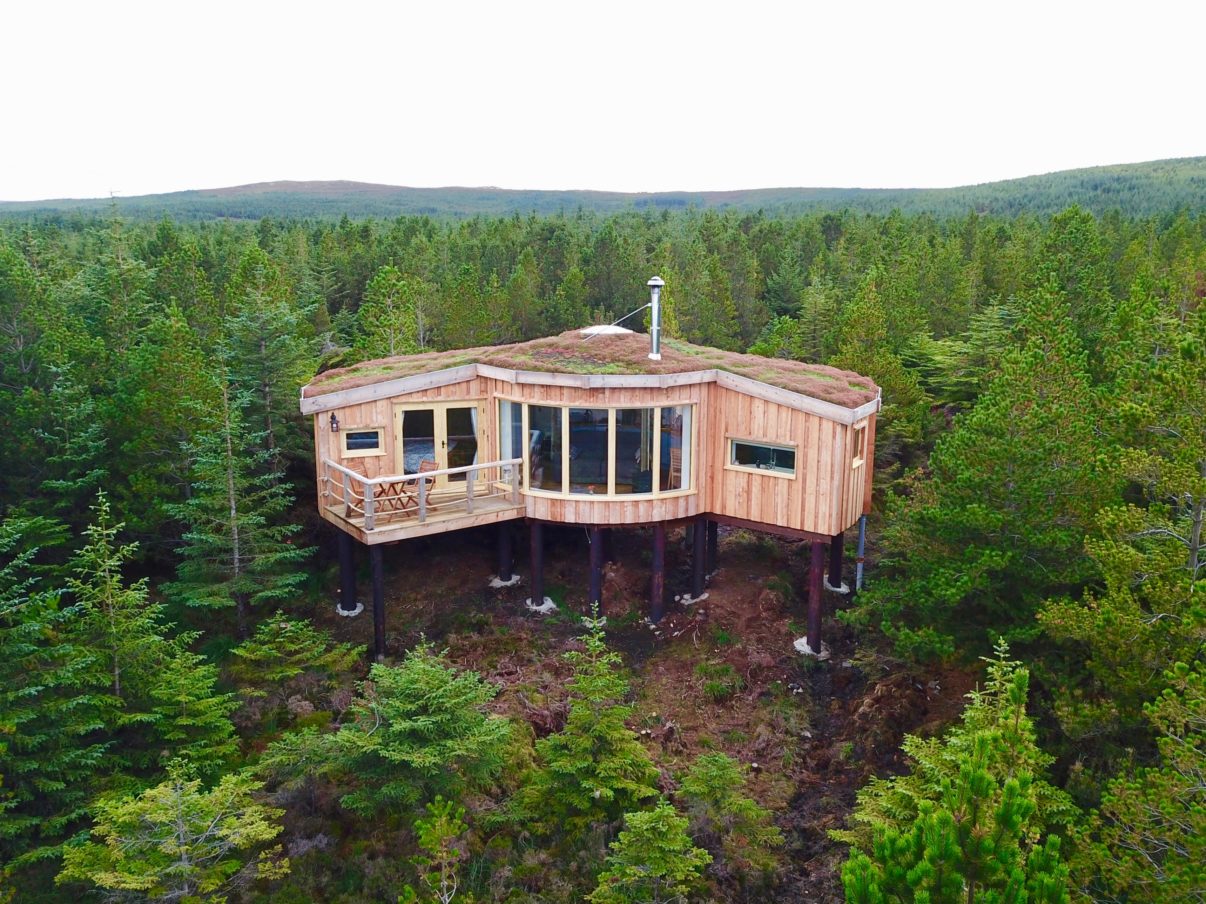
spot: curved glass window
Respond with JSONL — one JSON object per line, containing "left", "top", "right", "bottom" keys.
{"left": 660, "top": 406, "right": 691, "bottom": 492}
{"left": 502, "top": 401, "right": 694, "bottom": 498}
{"left": 614, "top": 408, "right": 655, "bottom": 495}
{"left": 569, "top": 408, "right": 610, "bottom": 493}
{"left": 528, "top": 405, "right": 565, "bottom": 492}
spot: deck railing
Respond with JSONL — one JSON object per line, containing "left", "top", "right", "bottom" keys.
{"left": 321, "top": 457, "right": 523, "bottom": 531}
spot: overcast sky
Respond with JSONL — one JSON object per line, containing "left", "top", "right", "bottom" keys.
{"left": 3, "top": 0, "right": 1203, "bottom": 201}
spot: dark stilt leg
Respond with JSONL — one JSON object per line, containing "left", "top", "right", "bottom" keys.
{"left": 588, "top": 526, "right": 604, "bottom": 614}
{"left": 370, "top": 545, "right": 386, "bottom": 663}
{"left": 691, "top": 517, "right": 706, "bottom": 599}
{"left": 651, "top": 523, "right": 666, "bottom": 622}
{"left": 706, "top": 519, "right": 719, "bottom": 575}
{"left": 856, "top": 514, "right": 867, "bottom": 591}
{"left": 828, "top": 531, "right": 845, "bottom": 591}
{"left": 601, "top": 528, "right": 615, "bottom": 563}
{"left": 529, "top": 521, "right": 545, "bottom": 606}
{"left": 807, "top": 540, "right": 825, "bottom": 655}
{"left": 338, "top": 530, "right": 359, "bottom": 614}
{"left": 497, "top": 523, "right": 513, "bottom": 582}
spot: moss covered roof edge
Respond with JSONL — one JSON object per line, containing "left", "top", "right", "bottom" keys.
{"left": 302, "top": 331, "right": 881, "bottom": 421}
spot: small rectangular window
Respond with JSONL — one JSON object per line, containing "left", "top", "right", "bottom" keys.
{"left": 729, "top": 439, "right": 796, "bottom": 476}
{"left": 852, "top": 425, "right": 867, "bottom": 468}
{"left": 342, "top": 428, "right": 384, "bottom": 458}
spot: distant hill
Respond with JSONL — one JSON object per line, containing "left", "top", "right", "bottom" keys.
{"left": 3, "top": 158, "right": 1204, "bottom": 221}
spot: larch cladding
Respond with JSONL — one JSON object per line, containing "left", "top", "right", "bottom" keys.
{"left": 311, "top": 373, "right": 871, "bottom": 537}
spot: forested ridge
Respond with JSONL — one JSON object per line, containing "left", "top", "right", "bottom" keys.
{"left": 2, "top": 155, "right": 1205, "bottom": 220}
{"left": 0, "top": 203, "right": 1202, "bottom": 902}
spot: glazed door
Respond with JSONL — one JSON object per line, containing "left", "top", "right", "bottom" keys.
{"left": 395, "top": 402, "right": 483, "bottom": 490}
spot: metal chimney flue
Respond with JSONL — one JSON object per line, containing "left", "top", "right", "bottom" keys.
{"left": 647, "top": 276, "right": 664, "bottom": 361}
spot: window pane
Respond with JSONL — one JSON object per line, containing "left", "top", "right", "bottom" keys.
{"left": 498, "top": 401, "right": 523, "bottom": 461}
{"left": 445, "top": 407, "right": 478, "bottom": 482}
{"left": 528, "top": 405, "right": 564, "bottom": 491}
{"left": 614, "top": 408, "right": 654, "bottom": 495}
{"left": 345, "top": 430, "right": 380, "bottom": 451}
{"left": 401, "top": 409, "right": 435, "bottom": 473}
{"left": 660, "top": 406, "right": 691, "bottom": 491}
{"left": 569, "top": 408, "right": 609, "bottom": 494}
{"left": 731, "top": 440, "right": 796, "bottom": 475}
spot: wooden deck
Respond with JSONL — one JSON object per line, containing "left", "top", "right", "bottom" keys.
{"left": 320, "top": 456, "right": 525, "bottom": 544}
{"left": 321, "top": 493, "right": 524, "bottom": 544}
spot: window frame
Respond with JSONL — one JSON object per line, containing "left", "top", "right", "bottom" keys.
{"left": 851, "top": 424, "right": 867, "bottom": 469}
{"left": 341, "top": 426, "right": 386, "bottom": 459}
{"left": 497, "top": 397, "right": 696, "bottom": 499}
{"left": 724, "top": 435, "right": 798, "bottom": 479}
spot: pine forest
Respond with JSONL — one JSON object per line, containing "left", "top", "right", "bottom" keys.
{"left": 0, "top": 200, "right": 1202, "bottom": 903}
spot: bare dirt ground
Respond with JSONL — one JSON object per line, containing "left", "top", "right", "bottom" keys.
{"left": 314, "top": 522, "right": 978, "bottom": 903}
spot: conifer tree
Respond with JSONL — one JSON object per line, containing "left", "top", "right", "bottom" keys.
{"left": 355, "top": 264, "right": 428, "bottom": 359}
{"left": 549, "top": 265, "right": 590, "bottom": 333}
{"left": 833, "top": 644, "right": 1076, "bottom": 853}
{"left": 763, "top": 246, "right": 807, "bottom": 317}
{"left": 0, "top": 517, "right": 113, "bottom": 868}
{"left": 168, "top": 381, "right": 311, "bottom": 638}
{"left": 506, "top": 246, "right": 544, "bottom": 340}
{"left": 34, "top": 366, "right": 109, "bottom": 536}
{"left": 67, "top": 493, "right": 168, "bottom": 704}
{"left": 829, "top": 266, "right": 931, "bottom": 468}
{"left": 399, "top": 796, "right": 473, "bottom": 904}
{"left": 322, "top": 646, "right": 513, "bottom": 816}
{"left": 437, "top": 264, "right": 494, "bottom": 349}
{"left": 679, "top": 753, "right": 783, "bottom": 878}
{"left": 1040, "top": 269, "right": 1204, "bottom": 748}
{"left": 57, "top": 762, "right": 289, "bottom": 902}
{"left": 679, "top": 254, "right": 740, "bottom": 350}
{"left": 840, "top": 648, "right": 1073, "bottom": 904}
{"left": 1070, "top": 660, "right": 1205, "bottom": 903}
{"left": 842, "top": 761, "right": 1070, "bottom": 904}
{"left": 589, "top": 799, "right": 711, "bottom": 904}
{"left": 66, "top": 494, "right": 238, "bottom": 775}
{"left": 847, "top": 284, "right": 1112, "bottom": 658}
{"left": 222, "top": 253, "right": 317, "bottom": 469}
{"left": 109, "top": 302, "right": 220, "bottom": 541}
{"left": 147, "top": 648, "right": 239, "bottom": 777}
{"left": 229, "top": 615, "right": 361, "bottom": 721}
{"left": 520, "top": 618, "right": 659, "bottom": 839}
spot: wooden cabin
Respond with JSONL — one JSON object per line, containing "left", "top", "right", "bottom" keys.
{"left": 301, "top": 319, "right": 879, "bottom": 659}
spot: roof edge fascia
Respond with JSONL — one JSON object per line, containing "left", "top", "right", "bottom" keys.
{"left": 301, "top": 363, "right": 878, "bottom": 424}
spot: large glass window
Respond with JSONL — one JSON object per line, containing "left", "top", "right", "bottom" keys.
{"left": 614, "top": 408, "right": 655, "bottom": 495}
{"left": 660, "top": 406, "right": 691, "bottom": 491}
{"left": 569, "top": 408, "right": 610, "bottom": 493}
{"left": 528, "top": 405, "right": 564, "bottom": 492}
{"left": 729, "top": 439, "right": 796, "bottom": 476}
{"left": 517, "top": 402, "right": 693, "bottom": 497}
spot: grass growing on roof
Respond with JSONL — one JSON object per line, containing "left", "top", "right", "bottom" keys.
{"left": 306, "top": 330, "right": 878, "bottom": 408}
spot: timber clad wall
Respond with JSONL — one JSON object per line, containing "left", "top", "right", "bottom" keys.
{"left": 313, "top": 373, "right": 874, "bottom": 538}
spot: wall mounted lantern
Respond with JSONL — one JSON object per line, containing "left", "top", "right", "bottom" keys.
{"left": 330, "top": 414, "right": 340, "bottom": 432}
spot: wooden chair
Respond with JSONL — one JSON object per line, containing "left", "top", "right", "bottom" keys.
{"left": 667, "top": 448, "right": 682, "bottom": 489}
{"left": 375, "top": 459, "right": 438, "bottom": 518}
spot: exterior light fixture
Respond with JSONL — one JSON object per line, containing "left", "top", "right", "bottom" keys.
{"left": 330, "top": 413, "right": 340, "bottom": 432}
